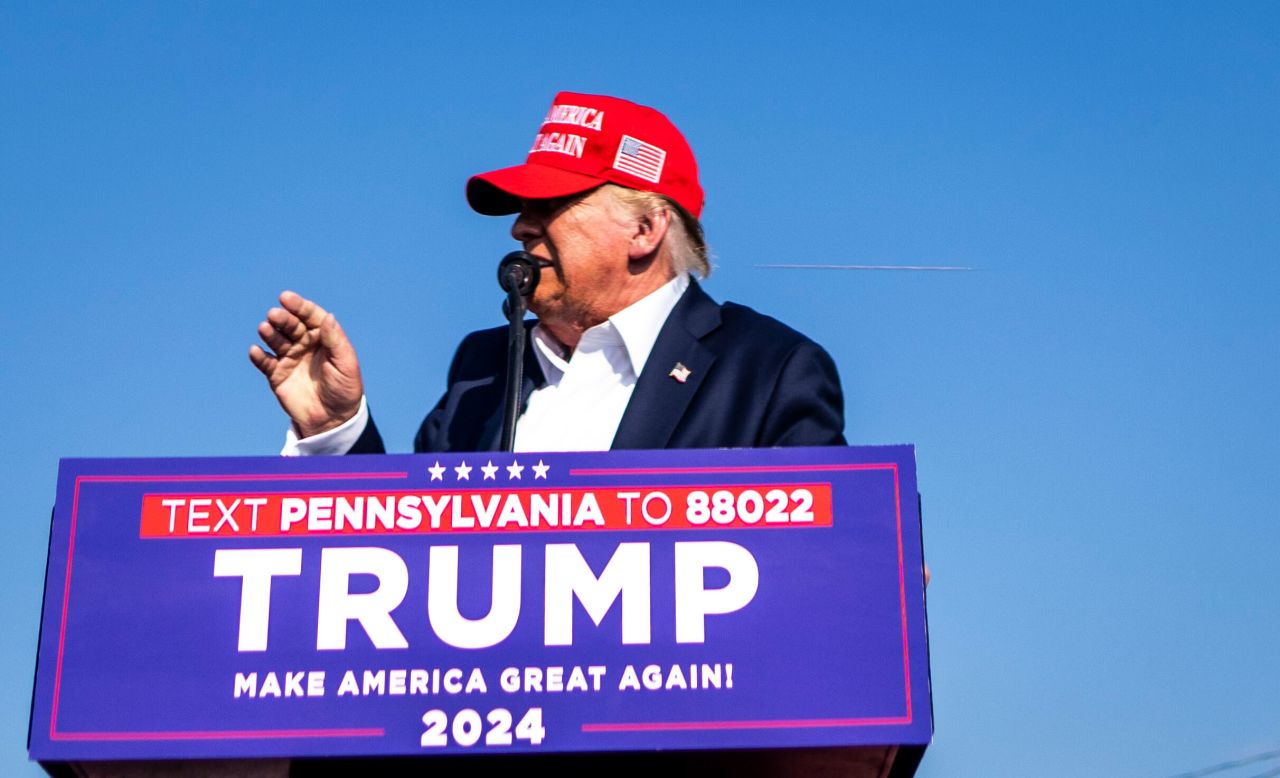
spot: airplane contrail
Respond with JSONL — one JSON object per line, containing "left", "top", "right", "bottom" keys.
{"left": 755, "top": 263, "right": 975, "bottom": 272}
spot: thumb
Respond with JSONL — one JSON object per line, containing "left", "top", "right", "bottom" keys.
{"left": 318, "top": 313, "right": 358, "bottom": 366}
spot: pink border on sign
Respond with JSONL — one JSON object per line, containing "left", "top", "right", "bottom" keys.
{"left": 572, "top": 461, "right": 914, "bottom": 734}
{"left": 51, "top": 727, "right": 385, "bottom": 742}
{"left": 48, "top": 470, "right": 407, "bottom": 743}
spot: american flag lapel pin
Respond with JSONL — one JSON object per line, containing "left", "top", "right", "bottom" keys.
{"left": 669, "top": 362, "right": 692, "bottom": 383}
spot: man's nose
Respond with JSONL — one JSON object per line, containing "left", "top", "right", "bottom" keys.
{"left": 511, "top": 209, "right": 543, "bottom": 243}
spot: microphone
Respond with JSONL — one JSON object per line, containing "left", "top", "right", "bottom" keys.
{"left": 496, "top": 251, "right": 542, "bottom": 452}
{"left": 497, "top": 250, "right": 542, "bottom": 297}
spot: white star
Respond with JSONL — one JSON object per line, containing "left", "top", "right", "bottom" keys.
{"left": 454, "top": 461, "right": 472, "bottom": 480}
{"left": 532, "top": 459, "right": 550, "bottom": 479}
{"left": 480, "top": 460, "right": 499, "bottom": 480}
{"left": 427, "top": 461, "right": 446, "bottom": 481}
{"left": 506, "top": 460, "right": 525, "bottom": 479}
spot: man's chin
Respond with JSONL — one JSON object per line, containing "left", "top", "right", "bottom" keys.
{"left": 527, "top": 290, "right": 564, "bottom": 321}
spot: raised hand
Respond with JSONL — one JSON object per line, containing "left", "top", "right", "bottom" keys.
{"left": 249, "top": 291, "right": 364, "bottom": 438}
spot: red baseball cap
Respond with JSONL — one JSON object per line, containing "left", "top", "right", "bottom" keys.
{"left": 467, "top": 91, "right": 704, "bottom": 219}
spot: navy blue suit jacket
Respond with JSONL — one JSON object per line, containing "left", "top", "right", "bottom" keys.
{"left": 349, "top": 280, "right": 845, "bottom": 453}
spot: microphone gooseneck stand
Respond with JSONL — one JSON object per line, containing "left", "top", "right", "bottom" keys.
{"left": 497, "top": 251, "right": 542, "bottom": 452}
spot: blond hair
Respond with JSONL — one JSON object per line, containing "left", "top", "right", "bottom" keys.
{"left": 602, "top": 184, "right": 710, "bottom": 278}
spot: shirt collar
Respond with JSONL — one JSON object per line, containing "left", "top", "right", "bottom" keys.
{"left": 531, "top": 273, "right": 689, "bottom": 380}
{"left": 608, "top": 273, "right": 689, "bottom": 376}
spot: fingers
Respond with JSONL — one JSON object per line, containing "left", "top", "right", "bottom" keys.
{"left": 258, "top": 291, "right": 353, "bottom": 365}
{"left": 248, "top": 344, "right": 277, "bottom": 376}
{"left": 257, "top": 320, "right": 291, "bottom": 355}
{"left": 279, "top": 290, "right": 331, "bottom": 330}
{"left": 265, "top": 307, "right": 307, "bottom": 342}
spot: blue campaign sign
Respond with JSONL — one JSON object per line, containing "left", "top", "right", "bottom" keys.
{"left": 29, "top": 446, "right": 930, "bottom": 762}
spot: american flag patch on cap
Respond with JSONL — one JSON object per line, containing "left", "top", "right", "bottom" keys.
{"left": 612, "top": 135, "right": 666, "bottom": 183}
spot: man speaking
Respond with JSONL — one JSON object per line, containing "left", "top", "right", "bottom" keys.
{"left": 250, "top": 91, "right": 846, "bottom": 453}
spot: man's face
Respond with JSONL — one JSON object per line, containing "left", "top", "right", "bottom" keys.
{"left": 510, "top": 187, "right": 638, "bottom": 338}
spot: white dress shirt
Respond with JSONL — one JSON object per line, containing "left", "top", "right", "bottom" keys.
{"left": 283, "top": 274, "right": 689, "bottom": 456}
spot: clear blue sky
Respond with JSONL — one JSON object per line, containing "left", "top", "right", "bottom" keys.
{"left": 2, "top": 2, "right": 1277, "bottom": 775}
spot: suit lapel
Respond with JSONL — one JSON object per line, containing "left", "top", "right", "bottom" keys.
{"left": 612, "top": 280, "right": 721, "bottom": 450}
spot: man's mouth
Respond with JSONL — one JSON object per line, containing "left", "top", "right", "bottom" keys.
{"left": 525, "top": 243, "right": 559, "bottom": 271}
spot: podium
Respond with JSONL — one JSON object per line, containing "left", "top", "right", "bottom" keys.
{"left": 29, "top": 447, "right": 931, "bottom": 776}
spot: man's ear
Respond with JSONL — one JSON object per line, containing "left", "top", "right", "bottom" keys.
{"left": 628, "top": 207, "right": 672, "bottom": 261}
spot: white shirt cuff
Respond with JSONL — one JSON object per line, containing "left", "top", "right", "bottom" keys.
{"left": 281, "top": 396, "right": 370, "bottom": 456}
